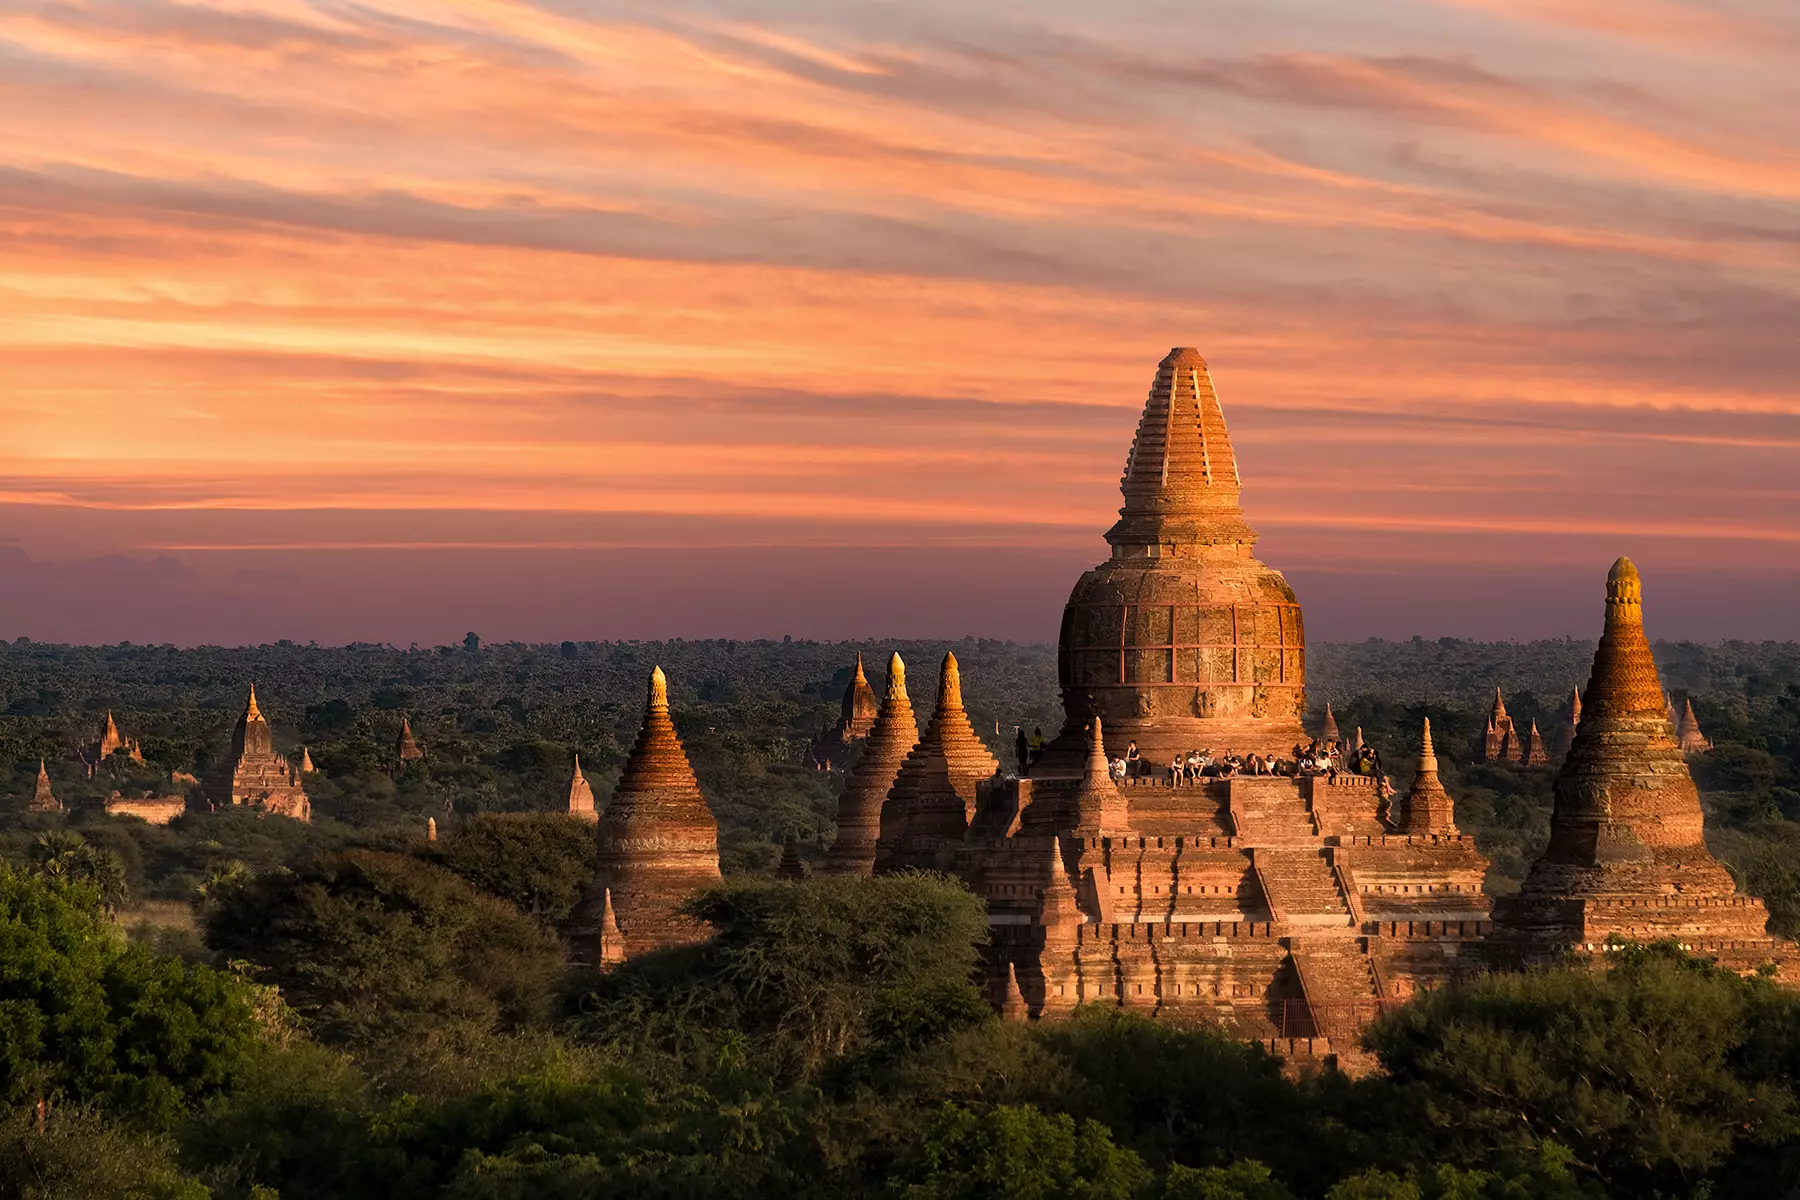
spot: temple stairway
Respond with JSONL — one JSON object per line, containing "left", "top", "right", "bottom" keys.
{"left": 1254, "top": 848, "right": 1354, "bottom": 929}
{"left": 1289, "top": 939, "right": 1381, "bottom": 1045}
{"left": 1231, "top": 781, "right": 1316, "bottom": 843}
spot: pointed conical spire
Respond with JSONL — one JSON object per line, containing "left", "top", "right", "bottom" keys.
{"left": 877, "top": 651, "right": 999, "bottom": 869}
{"left": 1398, "top": 718, "right": 1457, "bottom": 835}
{"left": 1321, "top": 702, "right": 1340, "bottom": 744}
{"left": 245, "top": 685, "right": 262, "bottom": 722}
{"left": 1521, "top": 720, "right": 1550, "bottom": 766}
{"left": 776, "top": 835, "right": 805, "bottom": 880}
{"left": 1676, "top": 699, "right": 1711, "bottom": 754}
{"left": 827, "top": 653, "right": 919, "bottom": 875}
{"left": 598, "top": 887, "right": 626, "bottom": 966}
{"left": 426, "top": 816, "right": 437, "bottom": 841}
{"left": 1072, "top": 717, "right": 1130, "bottom": 833}
{"left": 1107, "top": 347, "right": 1255, "bottom": 550}
{"left": 999, "top": 961, "right": 1028, "bottom": 1020}
{"left": 1038, "top": 834, "right": 1084, "bottom": 927}
{"left": 30, "top": 759, "right": 58, "bottom": 813}
{"left": 396, "top": 714, "right": 423, "bottom": 761}
{"left": 99, "top": 710, "right": 124, "bottom": 758}
{"left": 300, "top": 746, "right": 315, "bottom": 773}
{"left": 1491, "top": 688, "right": 1508, "bottom": 724}
{"left": 835, "top": 651, "right": 880, "bottom": 740}
{"left": 1349, "top": 726, "right": 1365, "bottom": 757}
{"left": 568, "top": 752, "right": 597, "bottom": 820}
{"left": 592, "top": 666, "right": 721, "bottom": 954}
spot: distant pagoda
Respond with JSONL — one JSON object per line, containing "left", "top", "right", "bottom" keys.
{"left": 875, "top": 652, "right": 999, "bottom": 873}
{"left": 1675, "top": 698, "right": 1713, "bottom": 755}
{"left": 824, "top": 652, "right": 918, "bottom": 875}
{"left": 810, "top": 652, "right": 882, "bottom": 769}
{"left": 1488, "top": 559, "right": 1792, "bottom": 974}
{"left": 30, "top": 760, "right": 60, "bottom": 813}
{"left": 568, "top": 753, "right": 597, "bottom": 821}
{"left": 569, "top": 667, "right": 721, "bottom": 962}
{"left": 209, "top": 685, "right": 310, "bottom": 821}
{"left": 395, "top": 715, "right": 424, "bottom": 764}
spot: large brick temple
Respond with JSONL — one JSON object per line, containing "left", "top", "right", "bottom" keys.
{"left": 560, "top": 346, "right": 1792, "bottom": 1059}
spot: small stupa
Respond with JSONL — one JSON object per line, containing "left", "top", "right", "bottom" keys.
{"left": 576, "top": 667, "right": 722, "bottom": 960}
{"left": 395, "top": 715, "right": 424, "bottom": 763}
{"left": 1520, "top": 721, "right": 1551, "bottom": 766}
{"left": 568, "top": 753, "right": 597, "bottom": 821}
{"left": 1489, "top": 559, "right": 1793, "bottom": 972}
{"left": 825, "top": 653, "right": 918, "bottom": 875}
{"left": 1552, "top": 687, "right": 1582, "bottom": 758}
{"left": 1396, "top": 719, "right": 1457, "bottom": 836}
{"left": 776, "top": 835, "right": 806, "bottom": 880}
{"left": 30, "top": 760, "right": 60, "bottom": 813}
{"left": 1321, "top": 702, "right": 1340, "bottom": 745}
{"left": 1675, "top": 699, "right": 1713, "bottom": 755}
{"left": 810, "top": 652, "right": 883, "bottom": 768}
{"left": 875, "top": 652, "right": 1000, "bottom": 872}
{"left": 99, "top": 711, "right": 125, "bottom": 759}
{"left": 299, "top": 746, "right": 316, "bottom": 773}
{"left": 1070, "top": 717, "right": 1130, "bottom": 835}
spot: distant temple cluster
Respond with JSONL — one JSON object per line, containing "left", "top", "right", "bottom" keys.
{"left": 556, "top": 347, "right": 1793, "bottom": 1066}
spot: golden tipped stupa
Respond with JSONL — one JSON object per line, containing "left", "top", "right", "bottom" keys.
{"left": 209, "top": 685, "right": 310, "bottom": 821}
{"left": 396, "top": 714, "right": 424, "bottom": 763}
{"left": 1676, "top": 698, "right": 1713, "bottom": 754}
{"left": 1397, "top": 718, "right": 1456, "bottom": 836}
{"left": 568, "top": 753, "right": 597, "bottom": 821}
{"left": 1049, "top": 349, "right": 1306, "bottom": 765}
{"left": 580, "top": 666, "right": 721, "bottom": 958}
{"left": 876, "top": 652, "right": 999, "bottom": 871}
{"left": 841, "top": 653, "right": 879, "bottom": 738}
{"left": 1490, "top": 558, "right": 1792, "bottom": 972}
{"left": 825, "top": 652, "right": 918, "bottom": 875}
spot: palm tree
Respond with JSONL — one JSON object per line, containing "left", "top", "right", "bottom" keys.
{"left": 30, "top": 829, "right": 88, "bottom": 881}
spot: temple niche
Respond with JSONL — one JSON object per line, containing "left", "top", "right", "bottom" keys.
{"left": 567, "top": 667, "right": 722, "bottom": 964}
{"left": 1487, "top": 560, "right": 1792, "bottom": 975}
{"left": 854, "top": 348, "right": 1493, "bottom": 1064}
{"left": 208, "top": 685, "right": 310, "bottom": 821}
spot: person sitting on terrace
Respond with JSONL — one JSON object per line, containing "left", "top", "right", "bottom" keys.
{"left": 1125, "top": 741, "right": 1141, "bottom": 777}
{"left": 1110, "top": 755, "right": 1127, "bottom": 781}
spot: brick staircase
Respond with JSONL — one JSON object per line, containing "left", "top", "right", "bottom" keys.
{"left": 1289, "top": 940, "right": 1380, "bottom": 1044}
{"left": 1254, "top": 848, "right": 1354, "bottom": 928}
{"left": 1231, "top": 781, "right": 1317, "bottom": 843}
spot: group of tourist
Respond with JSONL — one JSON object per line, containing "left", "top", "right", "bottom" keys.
{"left": 1098, "top": 736, "right": 1386, "bottom": 784}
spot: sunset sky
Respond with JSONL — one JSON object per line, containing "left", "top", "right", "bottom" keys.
{"left": 3, "top": 0, "right": 1798, "bottom": 645}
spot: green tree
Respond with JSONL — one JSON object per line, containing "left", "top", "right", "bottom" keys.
{"left": 0, "top": 864, "right": 260, "bottom": 1130}
{"left": 1362, "top": 944, "right": 1800, "bottom": 1194}
{"left": 893, "top": 1102, "right": 1152, "bottom": 1200}
{"left": 202, "top": 851, "right": 565, "bottom": 1056}
{"left": 426, "top": 812, "right": 596, "bottom": 922}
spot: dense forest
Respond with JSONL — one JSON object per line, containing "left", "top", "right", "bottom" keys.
{"left": 3, "top": 636, "right": 1800, "bottom": 1198}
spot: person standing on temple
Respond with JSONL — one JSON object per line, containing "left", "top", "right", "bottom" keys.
{"left": 1015, "top": 727, "right": 1031, "bottom": 777}
{"left": 1029, "top": 726, "right": 1045, "bottom": 766}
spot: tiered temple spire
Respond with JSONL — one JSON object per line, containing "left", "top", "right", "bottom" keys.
{"left": 1108, "top": 346, "right": 1253, "bottom": 550}
{"left": 1521, "top": 721, "right": 1550, "bottom": 766}
{"left": 1676, "top": 699, "right": 1712, "bottom": 755}
{"left": 1490, "top": 558, "right": 1790, "bottom": 971}
{"left": 582, "top": 667, "right": 721, "bottom": 959}
{"left": 1071, "top": 717, "right": 1130, "bottom": 835}
{"left": 875, "top": 652, "right": 999, "bottom": 871}
{"left": 1397, "top": 719, "right": 1457, "bottom": 835}
{"left": 208, "top": 685, "right": 310, "bottom": 820}
{"left": 1321, "top": 703, "right": 1340, "bottom": 745}
{"left": 30, "top": 759, "right": 59, "bottom": 813}
{"left": 568, "top": 753, "right": 597, "bottom": 821}
{"left": 1552, "top": 687, "right": 1583, "bottom": 758}
{"left": 396, "top": 715, "right": 424, "bottom": 763}
{"left": 825, "top": 653, "right": 918, "bottom": 875}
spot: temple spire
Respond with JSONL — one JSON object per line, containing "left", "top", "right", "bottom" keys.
{"left": 1321, "top": 702, "right": 1340, "bottom": 744}
{"left": 568, "top": 752, "right": 597, "bottom": 820}
{"left": 826, "top": 652, "right": 918, "bottom": 875}
{"left": 1107, "top": 347, "right": 1256, "bottom": 550}
{"left": 1072, "top": 717, "right": 1130, "bottom": 834}
{"left": 245, "top": 685, "right": 262, "bottom": 722}
{"left": 876, "top": 651, "right": 999, "bottom": 869}
{"left": 31, "top": 759, "right": 58, "bottom": 813}
{"left": 999, "top": 961, "right": 1028, "bottom": 1021}
{"left": 1399, "top": 718, "right": 1457, "bottom": 835}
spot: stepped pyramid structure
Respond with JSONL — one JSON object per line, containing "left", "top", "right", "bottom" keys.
{"left": 1488, "top": 559, "right": 1791, "bottom": 974}
{"left": 209, "top": 685, "right": 310, "bottom": 821}
{"left": 874, "top": 652, "right": 999, "bottom": 873}
{"left": 1675, "top": 699, "right": 1713, "bottom": 755}
{"left": 30, "top": 760, "right": 60, "bottom": 813}
{"left": 1043, "top": 347, "right": 1306, "bottom": 769}
{"left": 567, "top": 754, "right": 597, "bottom": 821}
{"left": 569, "top": 667, "right": 721, "bottom": 962}
{"left": 1478, "top": 690, "right": 1522, "bottom": 762}
{"left": 395, "top": 715, "right": 424, "bottom": 763}
{"left": 811, "top": 653, "right": 882, "bottom": 768}
{"left": 824, "top": 653, "right": 917, "bottom": 874}
{"left": 862, "top": 350, "right": 1494, "bottom": 1059}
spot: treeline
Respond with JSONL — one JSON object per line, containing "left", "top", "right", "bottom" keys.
{"left": 7, "top": 835, "right": 1800, "bottom": 1199}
